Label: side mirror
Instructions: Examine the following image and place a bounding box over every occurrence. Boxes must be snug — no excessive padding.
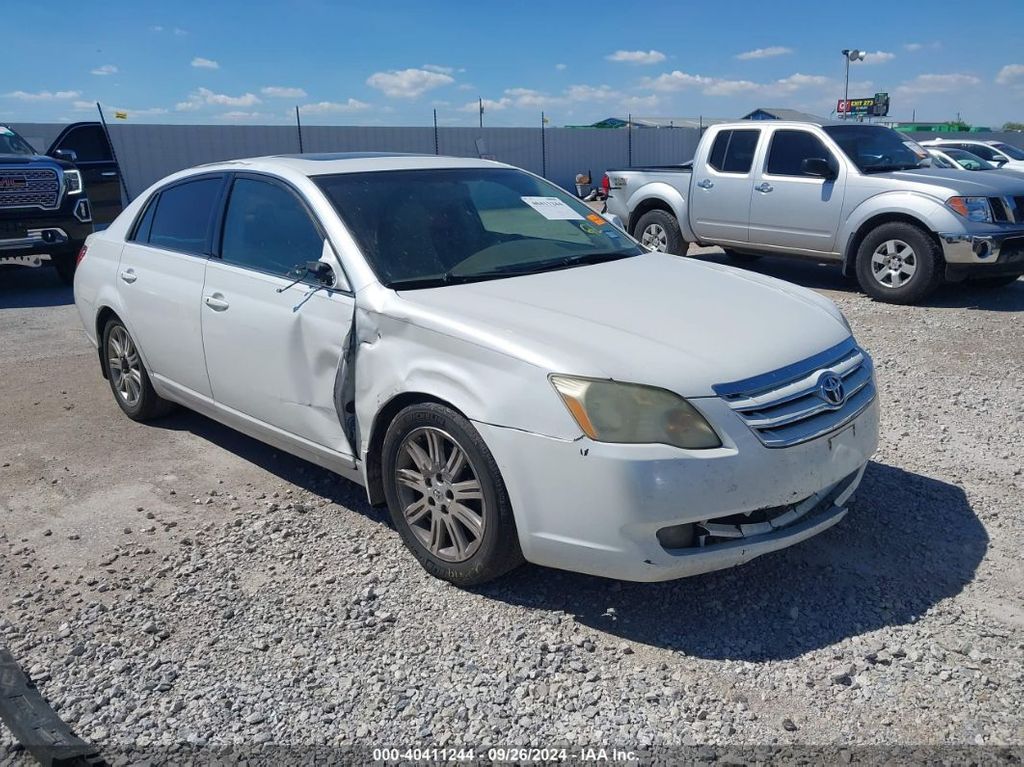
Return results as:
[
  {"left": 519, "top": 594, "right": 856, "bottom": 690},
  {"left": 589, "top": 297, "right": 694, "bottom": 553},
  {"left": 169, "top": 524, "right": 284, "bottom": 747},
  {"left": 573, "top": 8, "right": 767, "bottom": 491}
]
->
[
  {"left": 994, "top": 158, "right": 1009, "bottom": 167},
  {"left": 801, "top": 157, "right": 836, "bottom": 179},
  {"left": 53, "top": 149, "right": 78, "bottom": 162},
  {"left": 305, "top": 260, "right": 335, "bottom": 286}
]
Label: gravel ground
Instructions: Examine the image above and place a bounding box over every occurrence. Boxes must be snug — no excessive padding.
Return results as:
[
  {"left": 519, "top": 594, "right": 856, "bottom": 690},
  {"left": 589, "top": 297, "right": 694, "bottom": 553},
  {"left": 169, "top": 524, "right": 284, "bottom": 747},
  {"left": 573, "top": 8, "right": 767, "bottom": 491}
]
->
[{"left": 1, "top": 257, "right": 1022, "bottom": 763}]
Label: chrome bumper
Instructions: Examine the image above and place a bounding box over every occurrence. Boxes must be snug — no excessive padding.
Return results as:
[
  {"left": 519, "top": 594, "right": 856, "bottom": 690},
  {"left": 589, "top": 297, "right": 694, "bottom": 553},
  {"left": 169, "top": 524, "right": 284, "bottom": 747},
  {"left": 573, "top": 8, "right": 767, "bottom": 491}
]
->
[
  {"left": 0, "top": 228, "right": 70, "bottom": 253},
  {"left": 937, "top": 229, "right": 1024, "bottom": 265}
]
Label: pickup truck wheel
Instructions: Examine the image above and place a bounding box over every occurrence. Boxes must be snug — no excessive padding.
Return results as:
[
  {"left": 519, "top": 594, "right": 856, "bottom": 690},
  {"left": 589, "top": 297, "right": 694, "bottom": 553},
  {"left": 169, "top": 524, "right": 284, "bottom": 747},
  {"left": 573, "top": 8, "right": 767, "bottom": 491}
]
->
[
  {"left": 634, "top": 210, "right": 685, "bottom": 255},
  {"left": 855, "top": 223, "right": 942, "bottom": 304},
  {"left": 382, "top": 403, "right": 524, "bottom": 587},
  {"left": 101, "top": 319, "right": 175, "bottom": 421}
]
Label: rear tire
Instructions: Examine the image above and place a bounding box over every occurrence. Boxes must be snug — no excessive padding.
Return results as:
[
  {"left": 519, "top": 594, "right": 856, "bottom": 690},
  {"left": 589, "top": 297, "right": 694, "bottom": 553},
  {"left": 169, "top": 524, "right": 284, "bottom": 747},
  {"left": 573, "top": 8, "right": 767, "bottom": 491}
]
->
[
  {"left": 633, "top": 209, "right": 686, "bottom": 255},
  {"left": 101, "top": 318, "right": 175, "bottom": 421},
  {"left": 52, "top": 250, "right": 77, "bottom": 286},
  {"left": 382, "top": 403, "right": 523, "bottom": 586},
  {"left": 855, "top": 222, "right": 943, "bottom": 304}
]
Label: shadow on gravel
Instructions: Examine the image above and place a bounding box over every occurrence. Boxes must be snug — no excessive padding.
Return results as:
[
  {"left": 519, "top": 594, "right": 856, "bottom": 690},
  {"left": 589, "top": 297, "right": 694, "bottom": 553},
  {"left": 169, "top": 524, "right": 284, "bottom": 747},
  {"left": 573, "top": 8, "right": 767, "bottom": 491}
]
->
[
  {"left": 691, "top": 252, "right": 1024, "bottom": 312},
  {"left": 480, "top": 461, "right": 988, "bottom": 661},
  {"left": 0, "top": 266, "right": 72, "bottom": 309},
  {"left": 152, "top": 408, "right": 385, "bottom": 521}
]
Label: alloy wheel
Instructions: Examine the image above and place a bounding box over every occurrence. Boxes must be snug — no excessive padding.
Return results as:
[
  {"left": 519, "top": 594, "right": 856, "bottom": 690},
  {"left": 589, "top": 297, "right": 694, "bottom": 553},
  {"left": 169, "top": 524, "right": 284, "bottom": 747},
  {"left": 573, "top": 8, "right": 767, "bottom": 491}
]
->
[
  {"left": 870, "top": 239, "right": 918, "bottom": 289},
  {"left": 394, "top": 426, "right": 486, "bottom": 563},
  {"left": 641, "top": 223, "right": 668, "bottom": 251},
  {"left": 107, "top": 326, "right": 143, "bottom": 407}
]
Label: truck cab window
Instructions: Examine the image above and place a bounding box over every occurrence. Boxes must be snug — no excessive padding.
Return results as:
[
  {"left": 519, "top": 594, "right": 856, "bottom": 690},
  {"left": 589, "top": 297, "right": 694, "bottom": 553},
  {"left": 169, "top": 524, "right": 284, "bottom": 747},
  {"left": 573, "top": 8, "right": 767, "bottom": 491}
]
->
[
  {"left": 767, "top": 130, "right": 833, "bottom": 176},
  {"left": 708, "top": 129, "right": 760, "bottom": 174}
]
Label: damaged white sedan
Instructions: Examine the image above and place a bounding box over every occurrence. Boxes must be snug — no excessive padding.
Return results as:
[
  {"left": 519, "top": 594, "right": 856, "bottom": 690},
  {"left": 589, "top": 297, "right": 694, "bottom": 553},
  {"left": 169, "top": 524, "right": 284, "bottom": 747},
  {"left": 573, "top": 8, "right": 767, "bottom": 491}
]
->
[{"left": 74, "top": 153, "right": 878, "bottom": 585}]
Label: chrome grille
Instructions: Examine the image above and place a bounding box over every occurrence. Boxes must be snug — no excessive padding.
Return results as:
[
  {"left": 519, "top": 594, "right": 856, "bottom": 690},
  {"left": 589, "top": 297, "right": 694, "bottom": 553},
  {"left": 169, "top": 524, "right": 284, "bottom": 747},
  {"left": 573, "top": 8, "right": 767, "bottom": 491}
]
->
[
  {"left": 989, "top": 196, "right": 1024, "bottom": 224},
  {"left": 0, "top": 168, "right": 60, "bottom": 210},
  {"left": 714, "top": 338, "right": 875, "bottom": 448}
]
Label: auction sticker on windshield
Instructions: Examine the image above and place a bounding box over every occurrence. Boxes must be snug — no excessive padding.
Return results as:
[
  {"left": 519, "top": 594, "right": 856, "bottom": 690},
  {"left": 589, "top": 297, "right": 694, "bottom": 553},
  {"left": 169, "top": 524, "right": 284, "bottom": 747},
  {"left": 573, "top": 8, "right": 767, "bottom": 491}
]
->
[{"left": 521, "top": 196, "right": 584, "bottom": 220}]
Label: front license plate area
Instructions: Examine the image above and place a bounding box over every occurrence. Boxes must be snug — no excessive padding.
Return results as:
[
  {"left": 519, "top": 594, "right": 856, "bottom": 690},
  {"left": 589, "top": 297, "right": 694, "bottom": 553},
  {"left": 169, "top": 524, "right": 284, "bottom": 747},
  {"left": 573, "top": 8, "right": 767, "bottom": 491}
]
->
[
  {"left": 0, "top": 221, "right": 27, "bottom": 239},
  {"left": 828, "top": 422, "right": 856, "bottom": 452}
]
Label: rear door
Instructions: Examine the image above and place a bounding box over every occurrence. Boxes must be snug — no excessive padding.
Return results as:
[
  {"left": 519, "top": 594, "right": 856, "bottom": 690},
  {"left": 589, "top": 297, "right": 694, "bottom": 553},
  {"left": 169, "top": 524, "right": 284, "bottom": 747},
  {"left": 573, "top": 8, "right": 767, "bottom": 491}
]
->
[
  {"left": 200, "top": 173, "right": 355, "bottom": 457},
  {"left": 117, "top": 174, "right": 225, "bottom": 399},
  {"left": 748, "top": 127, "right": 845, "bottom": 254},
  {"left": 689, "top": 128, "right": 760, "bottom": 244},
  {"left": 47, "top": 123, "right": 122, "bottom": 227}
]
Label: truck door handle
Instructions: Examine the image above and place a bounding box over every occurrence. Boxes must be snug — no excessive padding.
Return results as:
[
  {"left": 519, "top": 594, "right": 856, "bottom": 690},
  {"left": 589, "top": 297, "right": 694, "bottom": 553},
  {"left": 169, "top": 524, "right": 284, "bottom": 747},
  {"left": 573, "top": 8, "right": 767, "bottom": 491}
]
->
[
  {"left": 119, "top": 268, "right": 137, "bottom": 284},
  {"left": 756, "top": 182, "right": 774, "bottom": 193},
  {"left": 100, "top": 171, "right": 118, "bottom": 177},
  {"left": 204, "top": 294, "right": 230, "bottom": 312},
  {"left": 697, "top": 179, "right": 714, "bottom": 189}
]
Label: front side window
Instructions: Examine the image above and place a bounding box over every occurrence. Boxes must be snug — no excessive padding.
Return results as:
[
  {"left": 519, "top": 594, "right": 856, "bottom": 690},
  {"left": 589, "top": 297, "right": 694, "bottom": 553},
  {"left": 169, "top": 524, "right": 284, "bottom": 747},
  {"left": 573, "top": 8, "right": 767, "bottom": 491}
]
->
[
  {"left": 823, "top": 125, "right": 925, "bottom": 173},
  {"left": 766, "top": 130, "right": 833, "bottom": 176},
  {"left": 315, "top": 167, "right": 641, "bottom": 289},
  {"left": 145, "top": 177, "right": 223, "bottom": 255},
  {"left": 945, "top": 149, "right": 994, "bottom": 171},
  {"left": 707, "top": 129, "right": 760, "bottom": 174},
  {"left": 990, "top": 142, "right": 1024, "bottom": 160},
  {"left": 0, "top": 126, "right": 36, "bottom": 156},
  {"left": 957, "top": 144, "right": 1000, "bottom": 162},
  {"left": 220, "top": 178, "right": 323, "bottom": 277},
  {"left": 55, "top": 125, "right": 113, "bottom": 163}
]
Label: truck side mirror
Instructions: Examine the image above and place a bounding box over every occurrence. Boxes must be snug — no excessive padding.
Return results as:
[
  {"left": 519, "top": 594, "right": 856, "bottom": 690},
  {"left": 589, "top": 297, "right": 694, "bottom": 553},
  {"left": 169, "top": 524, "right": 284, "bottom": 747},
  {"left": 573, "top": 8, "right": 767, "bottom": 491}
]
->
[
  {"left": 53, "top": 149, "right": 78, "bottom": 162},
  {"left": 801, "top": 157, "right": 836, "bottom": 179}
]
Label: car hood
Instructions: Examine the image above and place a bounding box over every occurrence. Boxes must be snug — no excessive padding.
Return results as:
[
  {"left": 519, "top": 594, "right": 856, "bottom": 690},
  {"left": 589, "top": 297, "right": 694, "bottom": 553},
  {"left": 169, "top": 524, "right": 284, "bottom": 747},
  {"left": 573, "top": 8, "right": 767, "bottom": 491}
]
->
[
  {"left": 391, "top": 253, "right": 852, "bottom": 397},
  {"left": 872, "top": 167, "right": 1024, "bottom": 197}
]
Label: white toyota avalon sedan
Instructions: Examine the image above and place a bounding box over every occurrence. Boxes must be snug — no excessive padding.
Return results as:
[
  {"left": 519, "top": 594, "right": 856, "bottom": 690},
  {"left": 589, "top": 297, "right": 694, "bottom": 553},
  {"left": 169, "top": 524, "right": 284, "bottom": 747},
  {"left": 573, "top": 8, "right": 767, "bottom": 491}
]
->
[{"left": 73, "top": 153, "right": 879, "bottom": 585}]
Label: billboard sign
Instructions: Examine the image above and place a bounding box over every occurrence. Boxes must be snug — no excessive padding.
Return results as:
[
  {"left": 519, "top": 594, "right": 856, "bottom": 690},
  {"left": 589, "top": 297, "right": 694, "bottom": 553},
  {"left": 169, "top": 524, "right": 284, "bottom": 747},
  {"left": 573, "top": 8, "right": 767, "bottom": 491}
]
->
[{"left": 837, "top": 93, "right": 889, "bottom": 117}]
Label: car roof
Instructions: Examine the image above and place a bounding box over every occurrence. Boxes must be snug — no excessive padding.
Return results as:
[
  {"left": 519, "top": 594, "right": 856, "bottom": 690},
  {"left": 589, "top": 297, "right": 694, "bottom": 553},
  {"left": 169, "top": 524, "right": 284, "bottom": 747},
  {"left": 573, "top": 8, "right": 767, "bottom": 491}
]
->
[{"left": 193, "top": 152, "right": 510, "bottom": 177}]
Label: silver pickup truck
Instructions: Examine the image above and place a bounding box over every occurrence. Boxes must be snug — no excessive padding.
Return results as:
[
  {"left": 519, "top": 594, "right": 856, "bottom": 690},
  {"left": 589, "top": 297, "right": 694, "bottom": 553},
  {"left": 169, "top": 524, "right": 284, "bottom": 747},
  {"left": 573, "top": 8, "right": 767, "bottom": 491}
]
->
[{"left": 604, "top": 120, "right": 1024, "bottom": 304}]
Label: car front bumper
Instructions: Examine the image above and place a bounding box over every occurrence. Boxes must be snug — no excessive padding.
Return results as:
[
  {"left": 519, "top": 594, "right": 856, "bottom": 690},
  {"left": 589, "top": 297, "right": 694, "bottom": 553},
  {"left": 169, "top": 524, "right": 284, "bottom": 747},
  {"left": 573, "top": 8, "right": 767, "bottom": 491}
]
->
[
  {"left": 937, "top": 227, "right": 1024, "bottom": 277},
  {"left": 474, "top": 396, "right": 879, "bottom": 582}
]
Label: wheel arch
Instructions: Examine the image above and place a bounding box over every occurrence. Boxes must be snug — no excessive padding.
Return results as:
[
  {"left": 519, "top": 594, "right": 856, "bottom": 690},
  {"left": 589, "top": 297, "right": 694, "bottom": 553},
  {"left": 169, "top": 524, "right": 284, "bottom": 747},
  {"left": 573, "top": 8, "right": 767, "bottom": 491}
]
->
[
  {"left": 94, "top": 305, "right": 121, "bottom": 379},
  {"left": 841, "top": 211, "right": 944, "bottom": 277},
  {"left": 363, "top": 392, "right": 469, "bottom": 506}
]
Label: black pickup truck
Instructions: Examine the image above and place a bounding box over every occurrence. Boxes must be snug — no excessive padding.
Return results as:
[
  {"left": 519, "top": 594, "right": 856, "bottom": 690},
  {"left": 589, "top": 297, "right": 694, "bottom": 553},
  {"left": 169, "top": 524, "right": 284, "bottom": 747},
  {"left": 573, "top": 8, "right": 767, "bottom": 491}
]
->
[{"left": 1, "top": 124, "right": 97, "bottom": 284}]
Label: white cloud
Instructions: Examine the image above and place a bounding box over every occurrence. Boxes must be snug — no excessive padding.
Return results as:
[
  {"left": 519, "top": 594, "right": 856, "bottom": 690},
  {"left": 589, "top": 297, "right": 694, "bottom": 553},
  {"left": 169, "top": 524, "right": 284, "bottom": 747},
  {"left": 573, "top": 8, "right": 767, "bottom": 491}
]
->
[
  {"left": 191, "top": 57, "right": 219, "bottom": 70},
  {"left": 366, "top": 68, "right": 454, "bottom": 98},
  {"left": 218, "top": 111, "right": 270, "bottom": 121},
  {"left": 299, "top": 99, "right": 370, "bottom": 113},
  {"left": 565, "top": 83, "right": 621, "bottom": 101},
  {"left": 261, "top": 86, "right": 307, "bottom": 98},
  {"left": 996, "top": 64, "right": 1024, "bottom": 86},
  {"left": 861, "top": 50, "right": 895, "bottom": 65},
  {"left": 174, "top": 27, "right": 187, "bottom": 36},
  {"left": 555, "top": 63, "right": 567, "bottom": 71},
  {"left": 150, "top": 25, "right": 164, "bottom": 32},
  {"left": 622, "top": 94, "right": 659, "bottom": 110},
  {"left": 91, "top": 64, "right": 118, "bottom": 76},
  {"left": 4, "top": 90, "right": 81, "bottom": 101},
  {"left": 646, "top": 70, "right": 833, "bottom": 98},
  {"left": 72, "top": 100, "right": 95, "bottom": 111},
  {"left": 504, "top": 87, "right": 557, "bottom": 107},
  {"left": 736, "top": 46, "right": 792, "bottom": 60},
  {"left": 461, "top": 97, "right": 511, "bottom": 112},
  {"left": 605, "top": 49, "right": 666, "bottom": 65},
  {"left": 176, "top": 87, "right": 261, "bottom": 111},
  {"left": 904, "top": 41, "right": 941, "bottom": 52},
  {"left": 896, "top": 73, "right": 981, "bottom": 95},
  {"left": 422, "top": 64, "right": 455, "bottom": 75}
]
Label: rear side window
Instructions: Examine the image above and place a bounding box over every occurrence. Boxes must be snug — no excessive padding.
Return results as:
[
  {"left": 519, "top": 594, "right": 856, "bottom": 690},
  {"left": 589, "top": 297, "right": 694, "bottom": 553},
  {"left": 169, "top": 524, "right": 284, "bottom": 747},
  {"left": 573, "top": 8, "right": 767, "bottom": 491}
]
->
[
  {"left": 707, "top": 129, "right": 760, "bottom": 174},
  {"left": 766, "top": 130, "right": 832, "bottom": 176},
  {"left": 144, "top": 177, "right": 223, "bottom": 255},
  {"left": 220, "top": 177, "right": 323, "bottom": 277}
]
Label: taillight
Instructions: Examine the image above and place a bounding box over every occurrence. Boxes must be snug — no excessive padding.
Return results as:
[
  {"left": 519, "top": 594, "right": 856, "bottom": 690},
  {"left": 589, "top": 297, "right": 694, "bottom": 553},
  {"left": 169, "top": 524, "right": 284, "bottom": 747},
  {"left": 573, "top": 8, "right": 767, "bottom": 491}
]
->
[
  {"left": 76, "top": 245, "right": 88, "bottom": 266},
  {"left": 600, "top": 174, "right": 610, "bottom": 193}
]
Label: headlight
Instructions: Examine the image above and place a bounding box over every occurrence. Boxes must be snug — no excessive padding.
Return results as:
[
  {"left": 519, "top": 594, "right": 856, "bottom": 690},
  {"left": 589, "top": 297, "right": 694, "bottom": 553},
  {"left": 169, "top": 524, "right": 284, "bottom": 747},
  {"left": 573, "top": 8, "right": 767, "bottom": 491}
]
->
[
  {"left": 64, "top": 169, "right": 83, "bottom": 195},
  {"left": 946, "top": 196, "right": 992, "bottom": 223},
  {"left": 550, "top": 375, "right": 721, "bottom": 449}
]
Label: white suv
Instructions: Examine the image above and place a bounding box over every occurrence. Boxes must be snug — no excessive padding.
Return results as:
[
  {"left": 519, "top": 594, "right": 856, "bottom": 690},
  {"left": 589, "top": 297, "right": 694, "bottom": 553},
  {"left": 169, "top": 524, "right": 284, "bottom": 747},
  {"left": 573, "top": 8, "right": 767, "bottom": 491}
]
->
[{"left": 74, "top": 153, "right": 878, "bottom": 585}]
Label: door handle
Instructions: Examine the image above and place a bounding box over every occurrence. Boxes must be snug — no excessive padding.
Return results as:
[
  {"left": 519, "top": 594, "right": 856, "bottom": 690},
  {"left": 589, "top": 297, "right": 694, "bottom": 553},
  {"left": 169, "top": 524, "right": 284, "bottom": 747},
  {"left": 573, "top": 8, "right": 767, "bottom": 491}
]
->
[
  {"left": 119, "top": 268, "right": 137, "bottom": 284},
  {"left": 756, "top": 182, "right": 774, "bottom": 193},
  {"left": 697, "top": 179, "right": 714, "bottom": 189},
  {"left": 100, "top": 171, "right": 118, "bottom": 177},
  {"left": 204, "top": 294, "right": 229, "bottom": 311}
]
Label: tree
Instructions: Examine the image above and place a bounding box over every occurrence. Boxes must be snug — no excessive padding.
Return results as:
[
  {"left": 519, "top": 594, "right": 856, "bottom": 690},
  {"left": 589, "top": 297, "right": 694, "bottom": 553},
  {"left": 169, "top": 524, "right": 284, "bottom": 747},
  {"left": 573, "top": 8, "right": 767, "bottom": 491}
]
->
[{"left": 1003, "top": 121, "right": 1024, "bottom": 132}]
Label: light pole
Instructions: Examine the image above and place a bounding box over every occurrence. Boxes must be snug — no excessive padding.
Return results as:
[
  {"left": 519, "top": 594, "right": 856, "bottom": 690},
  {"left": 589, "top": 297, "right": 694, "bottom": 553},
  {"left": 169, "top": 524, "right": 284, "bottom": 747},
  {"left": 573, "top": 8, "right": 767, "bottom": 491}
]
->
[{"left": 841, "top": 49, "right": 866, "bottom": 118}]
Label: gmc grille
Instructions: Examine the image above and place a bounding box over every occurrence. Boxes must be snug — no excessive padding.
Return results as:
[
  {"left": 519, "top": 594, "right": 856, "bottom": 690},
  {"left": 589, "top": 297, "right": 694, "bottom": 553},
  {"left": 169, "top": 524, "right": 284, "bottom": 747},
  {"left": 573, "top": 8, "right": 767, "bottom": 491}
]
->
[{"left": 0, "top": 168, "right": 60, "bottom": 210}]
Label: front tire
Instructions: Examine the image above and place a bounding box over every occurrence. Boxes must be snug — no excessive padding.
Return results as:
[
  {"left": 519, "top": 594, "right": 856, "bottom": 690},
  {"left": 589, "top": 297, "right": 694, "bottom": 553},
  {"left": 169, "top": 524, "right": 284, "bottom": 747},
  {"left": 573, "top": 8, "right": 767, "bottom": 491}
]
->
[
  {"left": 101, "top": 319, "right": 175, "bottom": 421},
  {"left": 855, "top": 222, "right": 943, "bottom": 304},
  {"left": 633, "top": 209, "right": 686, "bottom": 255},
  {"left": 382, "top": 403, "right": 523, "bottom": 586}
]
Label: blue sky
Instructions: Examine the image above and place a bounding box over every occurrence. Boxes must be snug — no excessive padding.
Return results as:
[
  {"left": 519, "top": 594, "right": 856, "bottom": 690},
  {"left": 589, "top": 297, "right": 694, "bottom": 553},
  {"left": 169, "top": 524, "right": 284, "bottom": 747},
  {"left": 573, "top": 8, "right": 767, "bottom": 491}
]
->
[{"left": 5, "top": 0, "right": 1022, "bottom": 128}]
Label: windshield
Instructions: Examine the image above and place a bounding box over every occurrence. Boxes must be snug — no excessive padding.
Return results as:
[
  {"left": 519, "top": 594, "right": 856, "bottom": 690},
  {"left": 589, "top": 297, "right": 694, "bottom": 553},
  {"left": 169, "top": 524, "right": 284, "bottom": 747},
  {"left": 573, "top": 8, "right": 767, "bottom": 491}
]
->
[
  {"left": 944, "top": 148, "right": 996, "bottom": 171},
  {"left": 823, "top": 125, "right": 927, "bottom": 173},
  {"left": 0, "top": 126, "right": 37, "bottom": 156},
  {"left": 991, "top": 142, "right": 1024, "bottom": 161},
  {"left": 316, "top": 167, "right": 642, "bottom": 289}
]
